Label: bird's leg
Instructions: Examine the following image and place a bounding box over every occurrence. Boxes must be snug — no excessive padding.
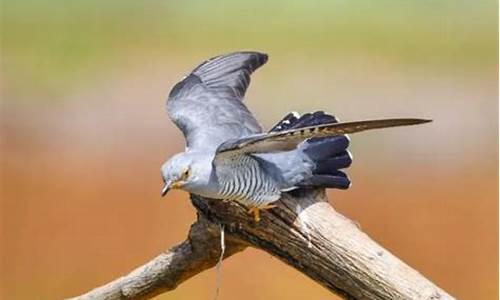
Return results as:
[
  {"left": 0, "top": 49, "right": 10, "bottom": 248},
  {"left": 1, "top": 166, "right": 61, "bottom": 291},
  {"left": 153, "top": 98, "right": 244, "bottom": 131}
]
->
[
  {"left": 262, "top": 204, "right": 277, "bottom": 210},
  {"left": 247, "top": 204, "right": 277, "bottom": 222},
  {"left": 247, "top": 207, "right": 260, "bottom": 222}
]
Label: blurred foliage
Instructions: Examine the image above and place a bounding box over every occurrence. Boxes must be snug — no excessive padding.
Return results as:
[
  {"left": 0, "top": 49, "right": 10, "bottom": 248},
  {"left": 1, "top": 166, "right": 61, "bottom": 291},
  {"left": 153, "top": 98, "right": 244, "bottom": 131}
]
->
[
  {"left": 1, "top": 2, "right": 498, "bottom": 300},
  {"left": 2, "top": 0, "right": 498, "bottom": 98}
]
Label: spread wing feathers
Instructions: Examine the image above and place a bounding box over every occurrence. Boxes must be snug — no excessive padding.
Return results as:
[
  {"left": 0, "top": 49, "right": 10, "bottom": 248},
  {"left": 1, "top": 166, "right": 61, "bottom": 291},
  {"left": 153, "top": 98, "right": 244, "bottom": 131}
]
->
[
  {"left": 217, "top": 118, "right": 431, "bottom": 155},
  {"left": 190, "top": 51, "right": 268, "bottom": 98},
  {"left": 166, "top": 51, "right": 268, "bottom": 150}
]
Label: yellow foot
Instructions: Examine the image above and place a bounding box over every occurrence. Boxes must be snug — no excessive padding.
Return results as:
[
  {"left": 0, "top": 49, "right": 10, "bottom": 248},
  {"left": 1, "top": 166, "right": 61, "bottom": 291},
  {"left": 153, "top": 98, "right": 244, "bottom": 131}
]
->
[{"left": 247, "top": 205, "right": 277, "bottom": 222}]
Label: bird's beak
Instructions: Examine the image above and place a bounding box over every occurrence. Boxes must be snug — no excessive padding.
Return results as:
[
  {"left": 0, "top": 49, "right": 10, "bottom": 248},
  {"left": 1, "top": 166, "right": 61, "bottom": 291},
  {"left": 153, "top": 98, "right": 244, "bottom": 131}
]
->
[
  {"left": 161, "top": 183, "right": 170, "bottom": 197},
  {"left": 161, "top": 180, "right": 184, "bottom": 197}
]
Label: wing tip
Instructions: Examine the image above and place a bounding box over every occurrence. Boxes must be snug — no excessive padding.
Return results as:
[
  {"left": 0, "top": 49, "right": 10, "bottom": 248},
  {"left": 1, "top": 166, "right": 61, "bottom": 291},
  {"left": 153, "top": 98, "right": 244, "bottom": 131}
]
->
[
  {"left": 255, "top": 51, "right": 269, "bottom": 65},
  {"left": 168, "top": 50, "right": 268, "bottom": 101},
  {"left": 195, "top": 50, "right": 269, "bottom": 74},
  {"left": 233, "top": 50, "right": 269, "bottom": 70},
  {"left": 234, "top": 50, "right": 268, "bottom": 60},
  {"left": 243, "top": 50, "right": 268, "bottom": 72}
]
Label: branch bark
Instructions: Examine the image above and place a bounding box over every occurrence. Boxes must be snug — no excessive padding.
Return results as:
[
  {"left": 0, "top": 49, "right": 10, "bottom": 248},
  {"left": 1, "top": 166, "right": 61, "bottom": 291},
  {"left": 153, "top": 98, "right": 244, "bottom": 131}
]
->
[
  {"left": 68, "top": 217, "right": 246, "bottom": 300},
  {"left": 69, "top": 190, "right": 455, "bottom": 300}
]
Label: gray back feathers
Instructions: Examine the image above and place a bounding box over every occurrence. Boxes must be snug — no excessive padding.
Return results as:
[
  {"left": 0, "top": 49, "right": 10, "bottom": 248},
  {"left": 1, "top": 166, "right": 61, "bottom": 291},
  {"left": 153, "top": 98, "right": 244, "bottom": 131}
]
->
[
  {"left": 162, "top": 51, "right": 432, "bottom": 208},
  {"left": 166, "top": 51, "right": 268, "bottom": 151}
]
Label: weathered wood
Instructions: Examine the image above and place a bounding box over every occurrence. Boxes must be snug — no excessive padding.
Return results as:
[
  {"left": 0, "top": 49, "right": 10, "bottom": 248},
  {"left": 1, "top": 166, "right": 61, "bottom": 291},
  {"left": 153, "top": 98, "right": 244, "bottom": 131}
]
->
[
  {"left": 67, "top": 217, "right": 245, "bottom": 300},
  {"left": 69, "top": 190, "right": 455, "bottom": 300},
  {"left": 192, "top": 190, "right": 454, "bottom": 300}
]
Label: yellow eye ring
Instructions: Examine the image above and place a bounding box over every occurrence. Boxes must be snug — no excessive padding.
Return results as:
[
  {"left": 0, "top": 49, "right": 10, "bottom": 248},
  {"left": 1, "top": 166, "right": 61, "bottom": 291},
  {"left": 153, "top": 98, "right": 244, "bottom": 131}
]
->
[{"left": 182, "top": 168, "right": 190, "bottom": 179}]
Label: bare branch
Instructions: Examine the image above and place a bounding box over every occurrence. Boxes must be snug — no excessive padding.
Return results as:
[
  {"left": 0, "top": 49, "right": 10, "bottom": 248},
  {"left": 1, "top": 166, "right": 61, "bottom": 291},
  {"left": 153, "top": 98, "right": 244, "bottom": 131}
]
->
[
  {"left": 69, "top": 190, "right": 455, "bottom": 300},
  {"left": 192, "top": 190, "right": 455, "bottom": 300},
  {"left": 68, "top": 217, "right": 245, "bottom": 300}
]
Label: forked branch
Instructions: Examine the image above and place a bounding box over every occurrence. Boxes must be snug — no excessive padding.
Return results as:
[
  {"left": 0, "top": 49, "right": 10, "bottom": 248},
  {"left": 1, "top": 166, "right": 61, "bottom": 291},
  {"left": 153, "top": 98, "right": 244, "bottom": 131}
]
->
[{"left": 69, "top": 190, "right": 455, "bottom": 300}]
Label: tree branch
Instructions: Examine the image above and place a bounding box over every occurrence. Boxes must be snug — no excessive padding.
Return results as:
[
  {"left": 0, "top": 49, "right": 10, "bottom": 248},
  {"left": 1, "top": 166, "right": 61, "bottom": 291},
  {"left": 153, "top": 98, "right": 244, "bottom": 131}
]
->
[
  {"left": 68, "top": 217, "right": 246, "bottom": 300},
  {"left": 69, "top": 190, "right": 455, "bottom": 300}
]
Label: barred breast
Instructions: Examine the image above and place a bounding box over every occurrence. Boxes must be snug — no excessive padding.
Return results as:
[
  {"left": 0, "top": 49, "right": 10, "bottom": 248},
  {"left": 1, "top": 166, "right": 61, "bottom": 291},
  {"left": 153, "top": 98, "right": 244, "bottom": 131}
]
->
[{"left": 215, "top": 154, "right": 281, "bottom": 208}]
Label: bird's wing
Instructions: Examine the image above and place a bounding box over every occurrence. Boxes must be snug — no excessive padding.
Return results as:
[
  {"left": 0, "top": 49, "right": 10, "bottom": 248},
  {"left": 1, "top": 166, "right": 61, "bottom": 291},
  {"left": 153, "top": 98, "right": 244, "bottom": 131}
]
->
[
  {"left": 216, "top": 118, "right": 431, "bottom": 155},
  {"left": 166, "top": 51, "right": 267, "bottom": 151}
]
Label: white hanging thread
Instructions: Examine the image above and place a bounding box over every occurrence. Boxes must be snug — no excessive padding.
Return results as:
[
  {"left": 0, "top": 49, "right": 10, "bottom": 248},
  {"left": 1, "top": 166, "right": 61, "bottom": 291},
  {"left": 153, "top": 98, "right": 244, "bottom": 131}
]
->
[{"left": 213, "top": 224, "right": 225, "bottom": 300}]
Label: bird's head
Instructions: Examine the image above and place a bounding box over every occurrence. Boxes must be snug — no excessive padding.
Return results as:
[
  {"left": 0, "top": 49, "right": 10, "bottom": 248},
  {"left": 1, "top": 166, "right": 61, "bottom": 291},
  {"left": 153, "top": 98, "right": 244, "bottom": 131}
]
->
[{"left": 160, "top": 152, "right": 206, "bottom": 197}]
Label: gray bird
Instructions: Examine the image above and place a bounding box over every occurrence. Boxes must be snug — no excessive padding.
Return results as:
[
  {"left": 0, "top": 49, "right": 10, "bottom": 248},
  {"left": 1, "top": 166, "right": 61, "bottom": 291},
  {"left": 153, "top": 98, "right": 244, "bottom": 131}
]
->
[{"left": 161, "top": 51, "right": 430, "bottom": 221}]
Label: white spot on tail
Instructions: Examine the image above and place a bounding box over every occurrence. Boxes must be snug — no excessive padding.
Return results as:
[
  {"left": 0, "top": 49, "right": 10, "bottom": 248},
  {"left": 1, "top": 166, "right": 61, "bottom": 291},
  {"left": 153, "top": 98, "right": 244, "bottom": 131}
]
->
[{"left": 347, "top": 149, "right": 353, "bottom": 161}]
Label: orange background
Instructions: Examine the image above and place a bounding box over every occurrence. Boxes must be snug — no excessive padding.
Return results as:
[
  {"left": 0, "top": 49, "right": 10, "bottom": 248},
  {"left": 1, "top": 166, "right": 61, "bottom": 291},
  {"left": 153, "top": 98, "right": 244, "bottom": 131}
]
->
[{"left": 2, "top": 1, "right": 498, "bottom": 299}]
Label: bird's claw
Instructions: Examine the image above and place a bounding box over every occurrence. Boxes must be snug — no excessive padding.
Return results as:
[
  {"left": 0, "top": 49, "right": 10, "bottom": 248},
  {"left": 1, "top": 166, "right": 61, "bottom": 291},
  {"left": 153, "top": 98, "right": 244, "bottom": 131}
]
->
[{"left": 247, "top": 204, "right": 277, "bottom": 222}]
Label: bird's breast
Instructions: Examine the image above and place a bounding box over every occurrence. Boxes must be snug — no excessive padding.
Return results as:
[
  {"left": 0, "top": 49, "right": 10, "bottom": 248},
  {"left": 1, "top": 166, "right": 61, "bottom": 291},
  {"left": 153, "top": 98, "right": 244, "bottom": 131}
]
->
[{"left": 215, "top": 154, "right": 281, "bottom": 207}]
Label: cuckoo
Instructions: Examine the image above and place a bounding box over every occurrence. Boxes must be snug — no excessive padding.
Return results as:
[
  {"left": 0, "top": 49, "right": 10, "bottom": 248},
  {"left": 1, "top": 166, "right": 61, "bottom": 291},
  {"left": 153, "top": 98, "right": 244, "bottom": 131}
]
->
[{"left": 160, "top": 51, "right": 430, "bottom": 221}]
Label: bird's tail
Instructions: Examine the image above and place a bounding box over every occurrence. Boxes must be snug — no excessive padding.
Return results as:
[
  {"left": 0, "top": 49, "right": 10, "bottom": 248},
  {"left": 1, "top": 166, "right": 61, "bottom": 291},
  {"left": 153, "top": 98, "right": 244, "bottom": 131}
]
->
[{"left": 269, "top": 111, "right": 352, "bottom": 190}]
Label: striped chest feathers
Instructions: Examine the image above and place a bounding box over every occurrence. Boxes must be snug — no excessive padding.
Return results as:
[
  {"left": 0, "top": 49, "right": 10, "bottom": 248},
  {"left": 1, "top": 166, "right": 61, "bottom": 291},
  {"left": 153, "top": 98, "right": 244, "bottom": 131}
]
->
[{"left": 215, "top": 154, "right": 281, "bottom": 207}]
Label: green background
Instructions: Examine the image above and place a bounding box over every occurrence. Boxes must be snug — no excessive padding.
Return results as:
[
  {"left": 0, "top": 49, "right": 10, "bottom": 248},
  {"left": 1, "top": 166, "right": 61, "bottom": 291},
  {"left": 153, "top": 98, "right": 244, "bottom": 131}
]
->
[{"left": 2, "top": 1, "right": 498, "bottom": 299}]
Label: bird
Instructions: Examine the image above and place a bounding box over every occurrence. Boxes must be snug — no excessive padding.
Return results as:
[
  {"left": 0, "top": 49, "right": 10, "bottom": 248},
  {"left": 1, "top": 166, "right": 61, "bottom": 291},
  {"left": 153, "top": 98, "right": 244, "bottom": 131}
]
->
[{"left": 160, "top": 51, "right": 431, "bottom": 221}]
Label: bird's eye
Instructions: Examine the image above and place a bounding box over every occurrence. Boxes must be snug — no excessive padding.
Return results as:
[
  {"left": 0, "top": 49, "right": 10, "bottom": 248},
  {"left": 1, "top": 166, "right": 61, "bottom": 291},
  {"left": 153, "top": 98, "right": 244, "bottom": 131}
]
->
[{"left": 182, "top": 168, "right": 190, "bottom": 179}]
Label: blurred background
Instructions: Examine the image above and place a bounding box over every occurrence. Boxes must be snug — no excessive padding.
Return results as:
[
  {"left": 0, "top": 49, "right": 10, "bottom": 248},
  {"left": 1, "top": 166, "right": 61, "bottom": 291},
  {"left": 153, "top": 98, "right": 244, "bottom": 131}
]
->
[{"left": 1, "top": 1, "right": 498, "bottom": 299}]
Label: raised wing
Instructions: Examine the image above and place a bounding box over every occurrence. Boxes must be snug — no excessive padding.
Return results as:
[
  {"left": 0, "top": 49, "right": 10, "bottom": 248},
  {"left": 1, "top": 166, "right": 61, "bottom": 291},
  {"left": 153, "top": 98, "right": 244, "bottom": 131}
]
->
[
  {"left": 166, "top": 51, "right": 268, "bottom": 151},
  {"left": 216, "top": 118, "right": 432, "bottom": 155}
]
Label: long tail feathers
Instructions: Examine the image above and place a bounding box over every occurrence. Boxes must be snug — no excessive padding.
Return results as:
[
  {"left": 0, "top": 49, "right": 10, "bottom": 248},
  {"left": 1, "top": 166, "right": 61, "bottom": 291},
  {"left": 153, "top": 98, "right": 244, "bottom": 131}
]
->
[
  {"left": 268, "top": 111, "right": 431, "bottom": 190},
  {"left": 269, "top": 111, "right": 338, "bottom": 132},
  {"left": 270, "top": 111, "right": 354, "bottom": 190},
  {"left": 274, "top": 118, "right": 431, "bottom": 143},
  {"left": 224, "top": 116, "right": 431, "bottom": 155},
  {"left": 298, "top": 172, "right": 351, "bottom": 189}
]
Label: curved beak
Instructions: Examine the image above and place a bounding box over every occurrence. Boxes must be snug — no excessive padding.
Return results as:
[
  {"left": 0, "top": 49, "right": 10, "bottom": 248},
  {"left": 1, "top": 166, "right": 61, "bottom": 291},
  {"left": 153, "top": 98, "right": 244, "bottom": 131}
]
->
[
  {"left": 161, "top": 182, "right": 170, "bottom": 197},
  {"left": 161, "top": 180, "right": 184, "bottom": 197}
]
